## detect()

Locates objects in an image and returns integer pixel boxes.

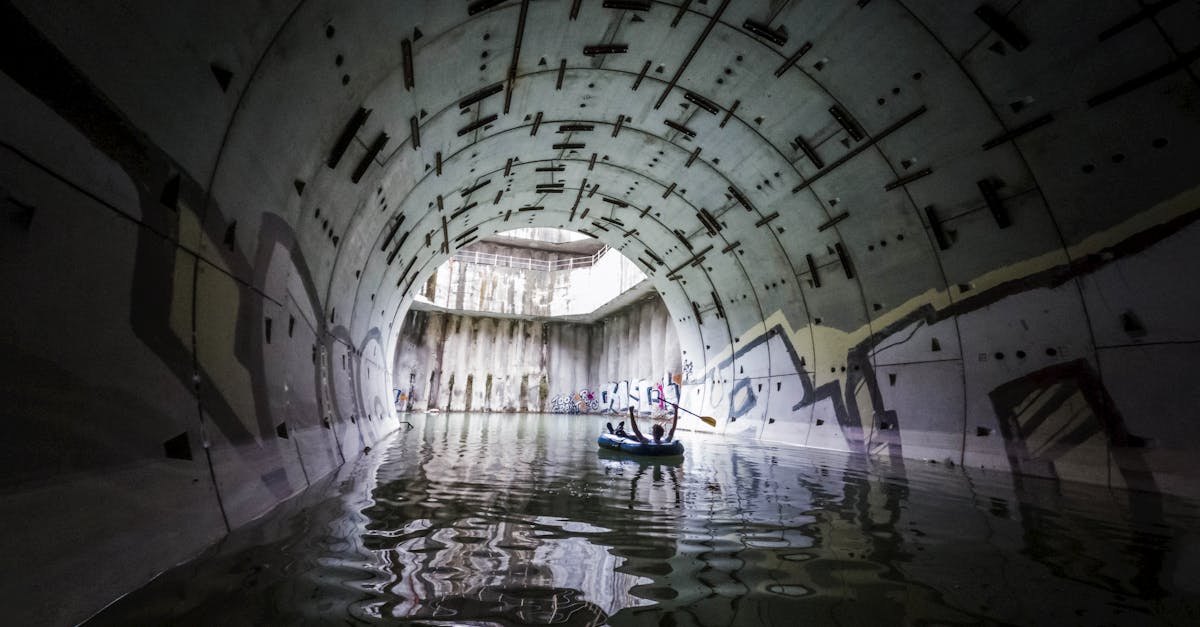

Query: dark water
[90,413,1200,625]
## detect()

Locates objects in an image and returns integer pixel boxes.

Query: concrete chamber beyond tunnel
[393,228,683,414]
[2,0,1200,623]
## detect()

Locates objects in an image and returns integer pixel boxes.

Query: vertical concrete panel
[441,315,454,411]
[651,300,667,380]
[470,317,490,410]
[405,313,429,411]
[575,325,591,398]
[429,314,449,410]
[599,321,611,384]
[448,315,468,411]
[501,318,519,410]
[511,319,527,410]
[545,322,560,399]
[486,318,505,411]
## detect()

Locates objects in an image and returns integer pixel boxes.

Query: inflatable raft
[597,432,684,457]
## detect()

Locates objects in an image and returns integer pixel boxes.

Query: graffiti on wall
[599,379,680,415]
[647,381,681,412]
[698,286,1158,491]
[550,389,599,414]
[547,380,681,415]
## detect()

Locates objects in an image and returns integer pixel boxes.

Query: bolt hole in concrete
[85,413,1200,625]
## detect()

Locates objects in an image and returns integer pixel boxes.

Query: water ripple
[89,413,1200,626]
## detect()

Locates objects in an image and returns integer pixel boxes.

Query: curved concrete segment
[1,1,1199,623]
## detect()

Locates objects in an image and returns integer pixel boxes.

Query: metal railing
[452,246,610,271]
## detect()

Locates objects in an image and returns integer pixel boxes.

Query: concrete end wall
[392,297,679,415]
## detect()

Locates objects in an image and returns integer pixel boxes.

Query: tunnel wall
[0,7,401,623]
[4,0,1189,507]
[4,0,1200,622]
[392,296,678,413]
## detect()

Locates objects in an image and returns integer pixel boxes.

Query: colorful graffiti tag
[600,379,680,415]
[548,380,682,415]
[550,389,599,414]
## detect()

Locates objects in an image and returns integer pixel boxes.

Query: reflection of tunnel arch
[5,1,1200,622]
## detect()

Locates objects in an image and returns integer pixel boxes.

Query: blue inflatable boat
[597,432,684,457]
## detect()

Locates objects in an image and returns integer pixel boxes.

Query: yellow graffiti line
[703,183,1200,377]
[177,210,258,438]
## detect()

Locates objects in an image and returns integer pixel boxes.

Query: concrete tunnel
[2,0,1199,623]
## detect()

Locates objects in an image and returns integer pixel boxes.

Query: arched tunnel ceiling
[184,0,1196,385]
[6,1,1200,453]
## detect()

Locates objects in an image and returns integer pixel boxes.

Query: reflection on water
[89,413,1200,625]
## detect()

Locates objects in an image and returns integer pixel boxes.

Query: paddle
[659,399,717,427]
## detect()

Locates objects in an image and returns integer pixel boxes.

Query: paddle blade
[699,415,717,427]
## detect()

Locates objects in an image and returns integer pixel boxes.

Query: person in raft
[607,406,678,444]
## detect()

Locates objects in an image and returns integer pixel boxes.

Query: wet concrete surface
[87,413,1200,625]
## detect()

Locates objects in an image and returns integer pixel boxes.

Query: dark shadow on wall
[990,360,1167,601]
[988,358,1156,492]
[0,1,377,517]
